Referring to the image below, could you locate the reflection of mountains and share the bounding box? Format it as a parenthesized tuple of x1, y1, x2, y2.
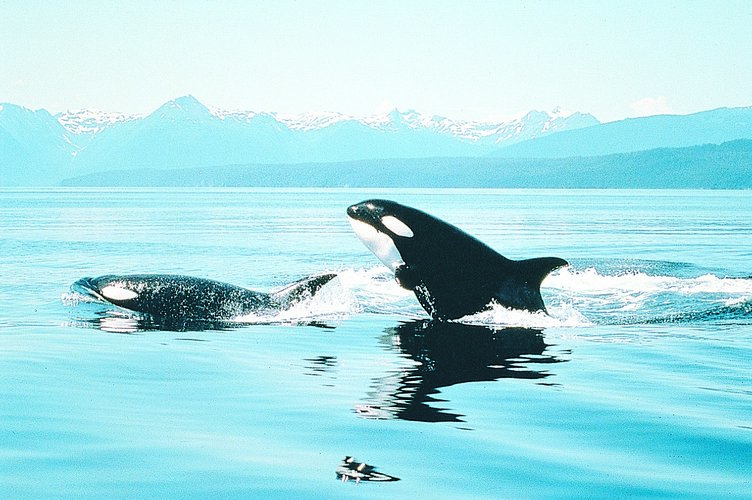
(358, 320, 566, 423)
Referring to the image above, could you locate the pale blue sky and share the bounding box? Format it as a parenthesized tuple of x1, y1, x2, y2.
(2, 0, 751, 122)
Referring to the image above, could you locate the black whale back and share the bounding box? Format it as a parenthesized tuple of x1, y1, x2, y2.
(79, 274, 267, 319)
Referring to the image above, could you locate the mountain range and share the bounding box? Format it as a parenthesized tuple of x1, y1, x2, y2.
(0, 95, 597, 185)
(493, 106, 752, 159)
(2, 95, 752, 187)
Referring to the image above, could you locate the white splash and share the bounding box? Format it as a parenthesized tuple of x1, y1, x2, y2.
(543, 267, 752, 324)
(233, 273, 362, 324)
(546, 267, 752, 297)
(454, 302, 593, 329)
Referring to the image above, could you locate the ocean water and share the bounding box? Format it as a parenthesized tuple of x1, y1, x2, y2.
(1, 188, 750, 497)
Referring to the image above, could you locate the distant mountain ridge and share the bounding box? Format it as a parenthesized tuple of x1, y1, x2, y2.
(2, 96, 752, 187)
(2, 96, 597, 185)
(493, 106, 752, 158)
(61, 140, 752, 189)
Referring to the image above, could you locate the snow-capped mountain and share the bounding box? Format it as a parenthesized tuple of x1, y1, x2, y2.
(57, 95, 597, 147)
(56, 109, 143, 153)
(5, 95, 752, 187)
(351, 105, 594, 145)
(206, 99, 598, 140)
(274, 111, 351, 131)
(2, 95, 601, 184)
(56, 109, 142, 136)
(66, 95, 601, 167)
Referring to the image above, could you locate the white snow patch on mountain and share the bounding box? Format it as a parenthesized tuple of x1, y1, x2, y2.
(56, 109, 142, 135)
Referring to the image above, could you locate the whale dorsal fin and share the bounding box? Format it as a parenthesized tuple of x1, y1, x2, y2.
(516, 257, 568, 288)
(493, 257, 568, 313)
(271, 273, 338, 305)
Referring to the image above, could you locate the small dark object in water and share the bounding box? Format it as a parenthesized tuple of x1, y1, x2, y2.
(336, 456, 400, 483)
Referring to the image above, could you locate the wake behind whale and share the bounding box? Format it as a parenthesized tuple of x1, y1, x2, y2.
(333, 263, 752, 328)
(65, 265, 752, 331)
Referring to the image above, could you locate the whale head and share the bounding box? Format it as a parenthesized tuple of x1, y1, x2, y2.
(347, 200, 417, 274)
(347, 199, 567, 320)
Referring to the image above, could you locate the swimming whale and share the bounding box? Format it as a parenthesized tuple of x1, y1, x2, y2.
(71, 273, 337, 321)
(347, 199, 567, 320)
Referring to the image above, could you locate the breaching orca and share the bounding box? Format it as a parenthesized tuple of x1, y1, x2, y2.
(347, 199, 567, 320)
(71, 273, 337, 321)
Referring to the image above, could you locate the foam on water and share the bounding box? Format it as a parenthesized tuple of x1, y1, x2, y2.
(339, 265, 752, 327)
(548, 266, 752, 296)
(545, 266, 752, 325)
(455, 301, 594, 329)
(234, 274, 361, 325)
(337, 265, 752, 327)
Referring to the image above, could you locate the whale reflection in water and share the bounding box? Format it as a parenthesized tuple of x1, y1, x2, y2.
(356, 320, 566, 423)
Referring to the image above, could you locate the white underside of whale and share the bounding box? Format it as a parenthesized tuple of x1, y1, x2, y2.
(348, 218, 405, 273)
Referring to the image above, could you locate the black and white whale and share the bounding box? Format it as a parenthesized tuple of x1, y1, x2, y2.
(71, 273, 338, 321)
(347, 199, 567, 320)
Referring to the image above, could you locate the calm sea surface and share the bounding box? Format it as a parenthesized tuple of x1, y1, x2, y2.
(1, 188, 750, 497)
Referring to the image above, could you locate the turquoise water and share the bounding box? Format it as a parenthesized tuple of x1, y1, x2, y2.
(1, 188, 751, 497)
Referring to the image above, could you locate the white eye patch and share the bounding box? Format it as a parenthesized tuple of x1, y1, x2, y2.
(381, 216, 414, 238)
(101, 285, 139, 301)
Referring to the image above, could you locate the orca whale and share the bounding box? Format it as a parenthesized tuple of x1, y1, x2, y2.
(347, 199, 567, 320)
(71, 273, 337, 322)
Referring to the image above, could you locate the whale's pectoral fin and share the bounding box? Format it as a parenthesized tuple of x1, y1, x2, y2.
(413, 282, 439, 318)
(272, 273, 338, 305)
(394, 264, 421, 290)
